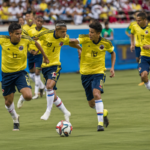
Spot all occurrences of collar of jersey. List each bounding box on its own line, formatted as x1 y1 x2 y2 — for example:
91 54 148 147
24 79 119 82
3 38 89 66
92 37 101 45
141 24 148 29
53 31 60 39
35 27 42 31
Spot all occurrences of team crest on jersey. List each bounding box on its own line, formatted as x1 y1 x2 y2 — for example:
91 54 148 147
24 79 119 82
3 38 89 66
145 30 148 34
19 45 23 50
2 89 4 93
139 67 141 71
59 42 64 46
52 72 57 77
100 45 104 50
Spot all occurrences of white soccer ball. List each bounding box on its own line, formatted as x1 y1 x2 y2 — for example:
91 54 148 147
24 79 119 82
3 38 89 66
56 120 73 137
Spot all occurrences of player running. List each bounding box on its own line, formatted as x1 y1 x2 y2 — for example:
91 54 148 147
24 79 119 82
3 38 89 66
126 11 144 86
131 12 150 90
1 23 49 131
36 21 82 122
26 16 48 99
72 20 116 131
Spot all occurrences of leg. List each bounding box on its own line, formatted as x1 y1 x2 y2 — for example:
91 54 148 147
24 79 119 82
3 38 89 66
4 93 19 131
29 67 35 82
40 79 55 120
53 91 71 122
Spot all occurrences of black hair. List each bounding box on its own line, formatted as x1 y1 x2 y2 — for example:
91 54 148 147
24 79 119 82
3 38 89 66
134 10 141 14
89 20 102 33
25 12 31 16
36 15 44 20
137 12 147 20
8 23 21 33
104 21 109 26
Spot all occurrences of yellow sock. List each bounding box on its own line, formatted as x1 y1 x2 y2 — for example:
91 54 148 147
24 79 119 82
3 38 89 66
98 122 103 126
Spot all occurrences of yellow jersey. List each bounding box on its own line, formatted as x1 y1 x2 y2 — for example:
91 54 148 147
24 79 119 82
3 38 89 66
22 23 36 35
78 35 114 75
27 27 48 54
129 21 140 47
37 30 69 68
0 7 9 20
0 35 35 73
131 24 150 57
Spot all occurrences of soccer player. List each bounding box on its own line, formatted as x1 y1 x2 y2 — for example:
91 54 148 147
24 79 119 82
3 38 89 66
131 12 150 90
1 23 49 131
36 21 82 121
26 16 48 99
72 20 116 131
18 16 25 26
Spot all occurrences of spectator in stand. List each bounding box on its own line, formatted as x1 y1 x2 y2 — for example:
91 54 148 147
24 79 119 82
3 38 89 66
43 3 51 20
60 0 69 7
142 0 150 12
131 0 142 11
100 1 108 22
10 0 20 5
101 21 113 41
73 4 83 25
91 0 101 6
39 0 48 11
83 7 95 21
107 2 117 23
25 2 32 12
16 2 24 17
91 3 101 19
0 2 9 21
8 2 18 21
31 0 40 14
66 3 75 19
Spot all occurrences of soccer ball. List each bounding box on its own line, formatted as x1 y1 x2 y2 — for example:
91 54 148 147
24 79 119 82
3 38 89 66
56 120 73 137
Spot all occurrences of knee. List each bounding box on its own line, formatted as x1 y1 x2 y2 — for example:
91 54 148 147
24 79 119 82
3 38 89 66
89 102 95 108
5 99 12 107
23 93 32 101
46 82 54 90
141 71 148 80
93 92 101 100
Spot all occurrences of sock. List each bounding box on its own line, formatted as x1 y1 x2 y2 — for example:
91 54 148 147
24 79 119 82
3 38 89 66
29 73 35 82
39 78 45 89
5 102 19 123
19 95 25 101
95 99 104 126
145 80 150 90
46 89 54 112
54 96 69 114
35 75 40 95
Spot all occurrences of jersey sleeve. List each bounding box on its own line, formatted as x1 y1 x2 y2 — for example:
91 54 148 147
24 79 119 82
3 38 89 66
106 40 114 53
77 34 89 44
130 25 135 34
63 35 70 45
0 35 5 45
126 26 131 33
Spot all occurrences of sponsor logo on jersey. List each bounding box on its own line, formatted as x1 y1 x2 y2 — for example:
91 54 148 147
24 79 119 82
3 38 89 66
59 42 64 46
19 46 23 50
145 30 148 34
100 45 104 50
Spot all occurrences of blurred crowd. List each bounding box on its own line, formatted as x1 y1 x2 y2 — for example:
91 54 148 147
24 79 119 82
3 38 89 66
0 0 150 25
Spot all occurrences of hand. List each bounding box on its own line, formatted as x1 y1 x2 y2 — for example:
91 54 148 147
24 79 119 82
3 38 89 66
130 44 135 52
78 49 82 59
33 37 39 40
43 57 49 64
30 50 39 56
110 68 115 78
143 45 150 50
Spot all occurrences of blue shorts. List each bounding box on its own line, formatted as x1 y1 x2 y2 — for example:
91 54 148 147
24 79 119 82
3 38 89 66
42 66 61 90
81 74 106 101
135 46 141 58
1 70 31 96
139 56 150 74
28 53 43 70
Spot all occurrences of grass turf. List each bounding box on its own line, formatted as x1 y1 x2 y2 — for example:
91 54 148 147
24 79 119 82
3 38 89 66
0 69 149 150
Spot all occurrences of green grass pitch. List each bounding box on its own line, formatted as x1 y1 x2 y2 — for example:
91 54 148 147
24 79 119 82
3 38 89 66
0 70 150 150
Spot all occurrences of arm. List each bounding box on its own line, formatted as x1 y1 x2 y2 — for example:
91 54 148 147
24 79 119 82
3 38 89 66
35 41 49 64
110 51 116 78
125 27 131 38
130 34 135 52
69 39 82 50
105 32 114 41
